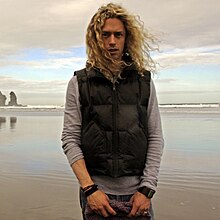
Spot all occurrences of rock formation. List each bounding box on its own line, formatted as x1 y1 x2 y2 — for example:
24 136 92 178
0 91 22 106
0 91 7 106
8 91 18 106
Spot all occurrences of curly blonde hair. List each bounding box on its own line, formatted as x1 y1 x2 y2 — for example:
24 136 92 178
86 3 158 82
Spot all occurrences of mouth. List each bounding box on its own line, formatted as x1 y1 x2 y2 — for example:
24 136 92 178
108 48 118 53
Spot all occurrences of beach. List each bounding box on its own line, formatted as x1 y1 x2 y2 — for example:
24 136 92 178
0 105 220 220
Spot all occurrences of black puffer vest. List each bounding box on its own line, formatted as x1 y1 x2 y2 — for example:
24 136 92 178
75 67 151 178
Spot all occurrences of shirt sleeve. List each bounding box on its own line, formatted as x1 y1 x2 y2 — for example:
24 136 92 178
61 75 84 166
139 79 164 191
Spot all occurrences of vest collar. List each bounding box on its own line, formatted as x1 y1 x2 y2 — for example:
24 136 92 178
86 64 138 80
86 68 105 79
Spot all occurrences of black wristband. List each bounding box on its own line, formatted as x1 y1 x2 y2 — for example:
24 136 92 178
84 184 98 198
82 184 95 192
138 186 155 199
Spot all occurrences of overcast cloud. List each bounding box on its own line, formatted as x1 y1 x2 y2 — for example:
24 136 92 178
1 0 219 53
0 0 219 105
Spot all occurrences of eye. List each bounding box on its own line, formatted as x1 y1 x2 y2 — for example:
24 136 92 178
114 32 123 38
102 32 110 38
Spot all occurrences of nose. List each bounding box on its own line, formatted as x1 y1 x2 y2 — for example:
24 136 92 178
109 34 116 46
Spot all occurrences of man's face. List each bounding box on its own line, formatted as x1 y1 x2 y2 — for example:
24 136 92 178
101 18 126 61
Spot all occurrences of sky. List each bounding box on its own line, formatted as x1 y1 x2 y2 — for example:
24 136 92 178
0 0 219 105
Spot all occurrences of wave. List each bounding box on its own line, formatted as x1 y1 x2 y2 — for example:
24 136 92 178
159 103 220 114
0 105 64 109
1 103 219 108
159 103 220 108
0 103 220 114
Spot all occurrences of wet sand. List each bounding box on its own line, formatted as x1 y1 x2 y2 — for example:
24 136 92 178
1 152 219 220
0 108 220 219
0 169 82 220
0 178 219 220
154 185 220 220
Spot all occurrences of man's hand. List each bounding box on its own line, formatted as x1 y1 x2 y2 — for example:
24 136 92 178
128 191 151 217
87 190 116 217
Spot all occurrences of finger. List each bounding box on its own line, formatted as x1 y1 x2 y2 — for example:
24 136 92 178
104 194 116 216
99 207 109 218
98 205 116 217
128 204 138 217
128 203 147 217
105 204 116 216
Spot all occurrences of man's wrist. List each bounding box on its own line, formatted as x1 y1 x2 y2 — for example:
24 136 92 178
138 186 156 199
82 184 98 198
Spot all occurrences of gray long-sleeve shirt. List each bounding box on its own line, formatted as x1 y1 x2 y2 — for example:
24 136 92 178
61 75 164 195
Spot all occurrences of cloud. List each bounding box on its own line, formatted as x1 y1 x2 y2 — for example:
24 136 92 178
0 56 86 70
135 0 220 48
1 0 219 74
0 0 99 56
153 78 177 83
0 75 69 105
0 75 67 93
154 45 220 70
0 0 219 57
0 0 219 105
157 90 220 104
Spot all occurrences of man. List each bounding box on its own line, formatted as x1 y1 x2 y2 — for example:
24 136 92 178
62 3 164 219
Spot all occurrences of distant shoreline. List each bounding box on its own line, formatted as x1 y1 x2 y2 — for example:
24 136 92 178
0 105 64 110
0 103 219 110
159 103 220 107
0 103 219 116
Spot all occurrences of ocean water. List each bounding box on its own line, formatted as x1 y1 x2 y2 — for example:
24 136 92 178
0 106 220 220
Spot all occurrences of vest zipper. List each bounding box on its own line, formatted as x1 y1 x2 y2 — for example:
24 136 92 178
112 83 118 177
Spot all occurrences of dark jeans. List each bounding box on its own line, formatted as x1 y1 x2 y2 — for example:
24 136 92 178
80 189 154 220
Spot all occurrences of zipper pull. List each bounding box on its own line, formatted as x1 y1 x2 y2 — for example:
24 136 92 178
113 83 116 91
